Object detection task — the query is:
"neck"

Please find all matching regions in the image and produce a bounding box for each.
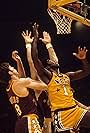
[53,68,61,75]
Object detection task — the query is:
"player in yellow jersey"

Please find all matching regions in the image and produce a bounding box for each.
[31,23,90,133]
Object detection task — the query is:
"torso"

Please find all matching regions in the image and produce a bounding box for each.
[7,80,38,118]
[47,73,76,111]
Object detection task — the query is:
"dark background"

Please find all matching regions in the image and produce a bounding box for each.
[0,0,90,132]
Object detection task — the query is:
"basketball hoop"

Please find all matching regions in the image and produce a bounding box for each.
[47,8,72,34]
[48,0,90,27]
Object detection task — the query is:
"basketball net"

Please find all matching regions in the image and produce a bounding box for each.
[47,8,72,34]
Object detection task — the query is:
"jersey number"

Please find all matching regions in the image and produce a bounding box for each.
[15,104,22,116]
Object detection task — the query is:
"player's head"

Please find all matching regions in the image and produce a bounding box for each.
[46,59,60,73]
[0,62,19,87]
[0,62,11,87]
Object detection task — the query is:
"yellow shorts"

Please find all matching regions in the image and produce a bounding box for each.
[23,114,42,133]
[52,106,87,132]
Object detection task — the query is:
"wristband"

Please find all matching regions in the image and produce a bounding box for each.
[26,43,31,48]
[46,43,52,49]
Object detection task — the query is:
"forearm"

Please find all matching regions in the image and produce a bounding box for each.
[31,39,39,66]
[16,60,26,78]
[28,80,47,90]
[46,43,58,63]
[26,43,37,79]
[81,59,90,74]
[31,38,45,80]
[69,59,90,80]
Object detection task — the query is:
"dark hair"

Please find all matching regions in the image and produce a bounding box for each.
[46,59,60,69]
[0,62,11,87]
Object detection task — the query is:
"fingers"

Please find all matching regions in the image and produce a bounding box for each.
[83,46,86,51]
[39,38,44,42]
[12,50,18,54]
[22,23,39,39]
[72,53,76,56]
[12,51,18,57]
[72,53,78,58]
[43,31,50,37]
[83,46,88,53]
[78,46,88,52]
[29,31,31,37]
[78,46,81,52]
[26,30,28,36]
[22,31,26,37]
[33,22,39,28]
[32,23,39,37]
[39,32,49,41]
[12,50,19,59]
[42,31,51,40]
[22,30,31,37]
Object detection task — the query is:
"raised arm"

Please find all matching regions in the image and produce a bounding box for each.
[66,46,90,81]
[22,30,38,80]
[31,23,52,84]
[12,50,26,78]
[39,31,58,64]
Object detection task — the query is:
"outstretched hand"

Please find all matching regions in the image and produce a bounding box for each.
[22,30,34,44]
[32,23,39,39]
[73,46,88,60]
[12,50,21,62]
[39,31,51,45]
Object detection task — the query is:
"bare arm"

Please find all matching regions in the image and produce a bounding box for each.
[22,30,38,79]
[26,78,48,90]
[40,31,58,64]
[12,50,26,78]
[22,30,44,99]
[14,78,48,91]
[31,23,52,84]
[66,46,90,81]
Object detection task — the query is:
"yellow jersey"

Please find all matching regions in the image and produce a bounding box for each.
[48,72,76,111]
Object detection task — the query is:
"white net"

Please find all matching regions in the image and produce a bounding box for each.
[47,8,72,34]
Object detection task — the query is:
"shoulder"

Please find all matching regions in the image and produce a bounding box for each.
[12,78,29,97]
